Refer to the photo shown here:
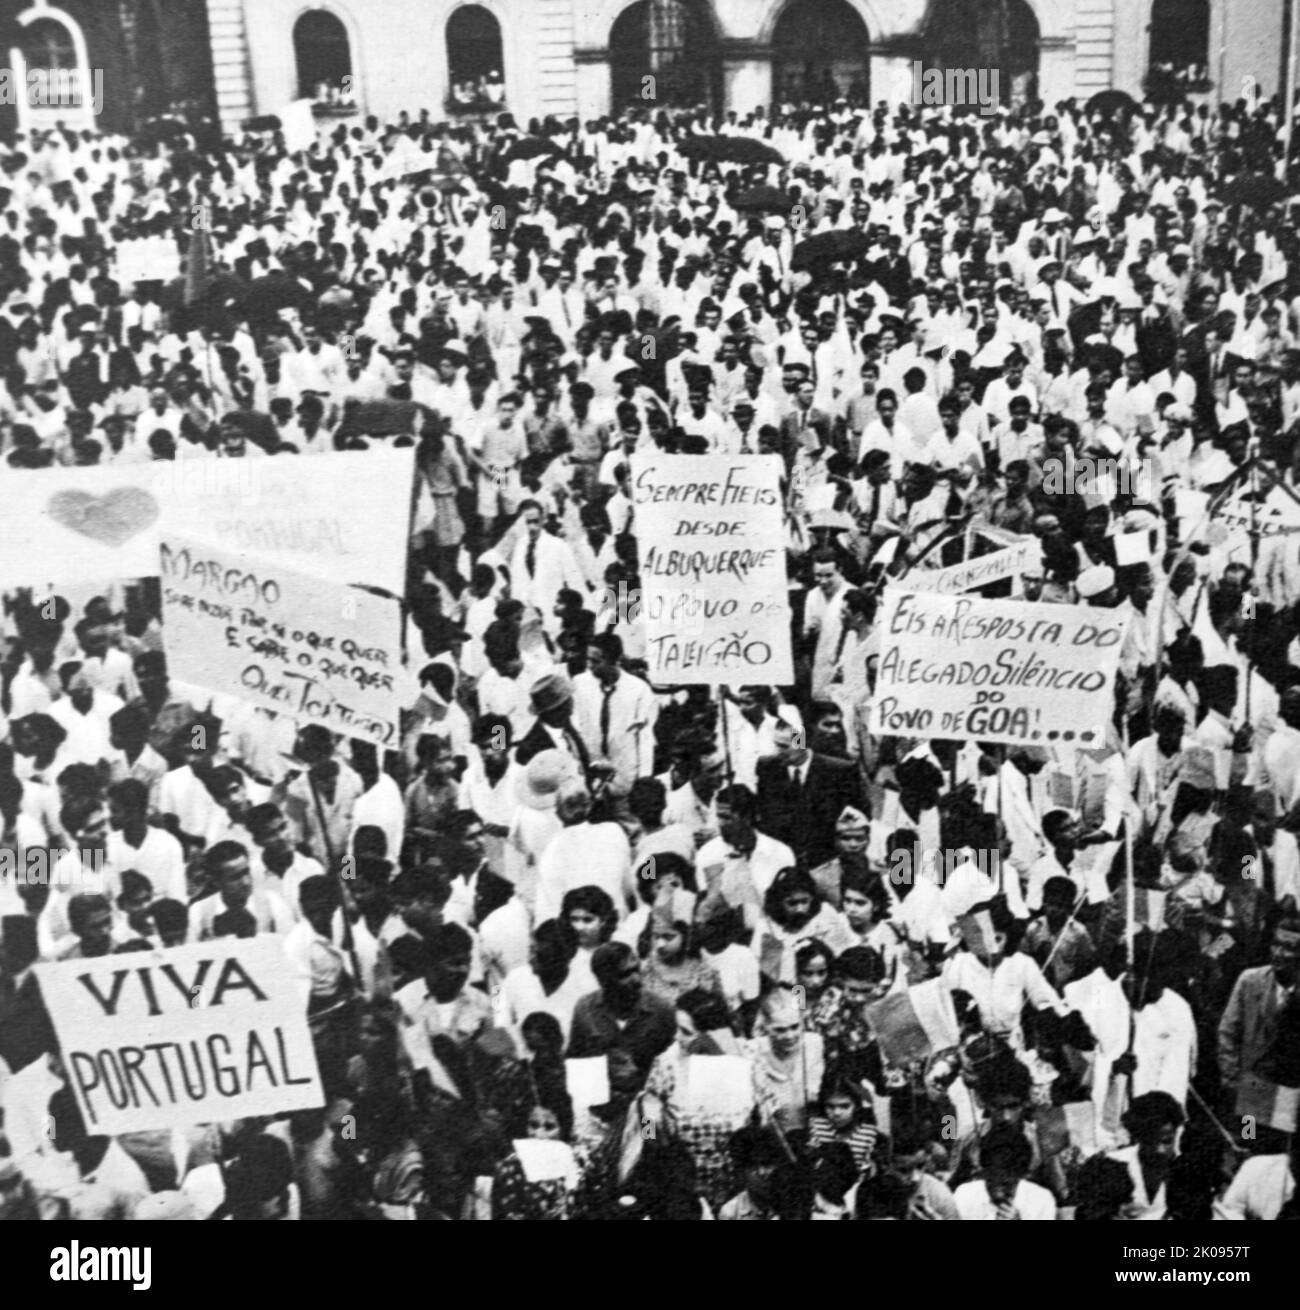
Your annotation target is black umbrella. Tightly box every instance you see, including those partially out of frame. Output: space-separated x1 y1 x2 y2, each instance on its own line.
340 398 431 438
679 135 786 166
242 115 282 133
503 138 563 163
1085 90 1137 120
1216 174 1291 210
731 184 792 214
791 229 871 271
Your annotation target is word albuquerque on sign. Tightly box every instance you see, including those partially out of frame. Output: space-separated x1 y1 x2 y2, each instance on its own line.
160 536 404 746
35 938 323 1135
869 590 1130 747
631 454 793 684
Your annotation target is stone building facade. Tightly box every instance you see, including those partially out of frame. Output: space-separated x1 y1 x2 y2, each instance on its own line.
2 1 1290 139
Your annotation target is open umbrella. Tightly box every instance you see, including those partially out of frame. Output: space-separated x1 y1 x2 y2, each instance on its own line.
679 135 786 166
1216 174 1291 210
503 138 563 164
338 398 431 439
241 114 283 133
791 229 871 271
731 184 792 214
1085 90 1137 121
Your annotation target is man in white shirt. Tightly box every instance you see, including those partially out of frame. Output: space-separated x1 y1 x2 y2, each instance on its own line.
47 667 120 768
534 783 634 924
571 632 658 795
952 1124 1057 1220
696 783 795 913
105 779 187 904
804 550 849 701
509 500 586 635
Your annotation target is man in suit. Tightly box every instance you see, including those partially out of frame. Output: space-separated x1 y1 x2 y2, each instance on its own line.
778 369 833 466
756 718 866 869
513 672 593 783
1217 915 1300 1102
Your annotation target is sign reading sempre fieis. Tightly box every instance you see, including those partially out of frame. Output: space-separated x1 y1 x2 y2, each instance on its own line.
869 590 1129 747
35 938 323 1135
160 536 404 746
631 454 793 685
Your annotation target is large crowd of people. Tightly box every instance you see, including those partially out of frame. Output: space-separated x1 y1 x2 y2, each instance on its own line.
0 79 1299 1221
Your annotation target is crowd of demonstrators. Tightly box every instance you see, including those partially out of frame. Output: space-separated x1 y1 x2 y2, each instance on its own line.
1 78 1300 1221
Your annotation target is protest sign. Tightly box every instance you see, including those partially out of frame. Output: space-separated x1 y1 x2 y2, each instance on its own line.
160 536 404 747
631 454 792 684
910 537 1042 595
1216 485 1300 540
115 235 181 287
0 448 414 591
35 938 323 1135
869 590 1129 747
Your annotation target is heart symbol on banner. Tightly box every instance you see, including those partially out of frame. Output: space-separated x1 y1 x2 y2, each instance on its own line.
46 487 161 547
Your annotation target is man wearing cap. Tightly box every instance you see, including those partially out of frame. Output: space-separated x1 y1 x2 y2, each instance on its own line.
808 806 870 908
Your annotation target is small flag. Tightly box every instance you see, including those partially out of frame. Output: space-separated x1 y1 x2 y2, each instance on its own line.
865 979 959 1065
759 932 785 982
1036 1101 1097 1158
1131 886 1167 933
1046 769 1077 811
957 908 999 958
1235 1073 1300 1134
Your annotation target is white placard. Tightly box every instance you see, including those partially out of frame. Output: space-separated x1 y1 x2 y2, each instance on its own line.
35 938 323 1135
869 589 1129 747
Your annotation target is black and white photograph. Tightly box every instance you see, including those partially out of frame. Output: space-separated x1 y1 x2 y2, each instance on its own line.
0 0 1297 1266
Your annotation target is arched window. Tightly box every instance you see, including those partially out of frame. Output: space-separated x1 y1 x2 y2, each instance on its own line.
609 0 720 113
293 10 353 105
771 0 870 106
20 16 77 72
18 14 88 116
926 0 1040 107
1147 0 1211 98
446 5 505 107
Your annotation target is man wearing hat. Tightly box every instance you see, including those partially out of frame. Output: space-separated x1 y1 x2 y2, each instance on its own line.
1029 255 1078 325
515 670 592 778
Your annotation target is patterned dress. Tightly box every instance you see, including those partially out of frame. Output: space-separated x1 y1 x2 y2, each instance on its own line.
490 1141 578 1220
646 1048 757 1208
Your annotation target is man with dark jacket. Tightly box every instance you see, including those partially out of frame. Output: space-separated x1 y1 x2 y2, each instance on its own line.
756 718 866 868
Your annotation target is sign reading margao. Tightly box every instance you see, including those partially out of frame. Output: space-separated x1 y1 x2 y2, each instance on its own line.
869 590 1129 746
35 938 323 1134
160 536 404 746
631 454 792 685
